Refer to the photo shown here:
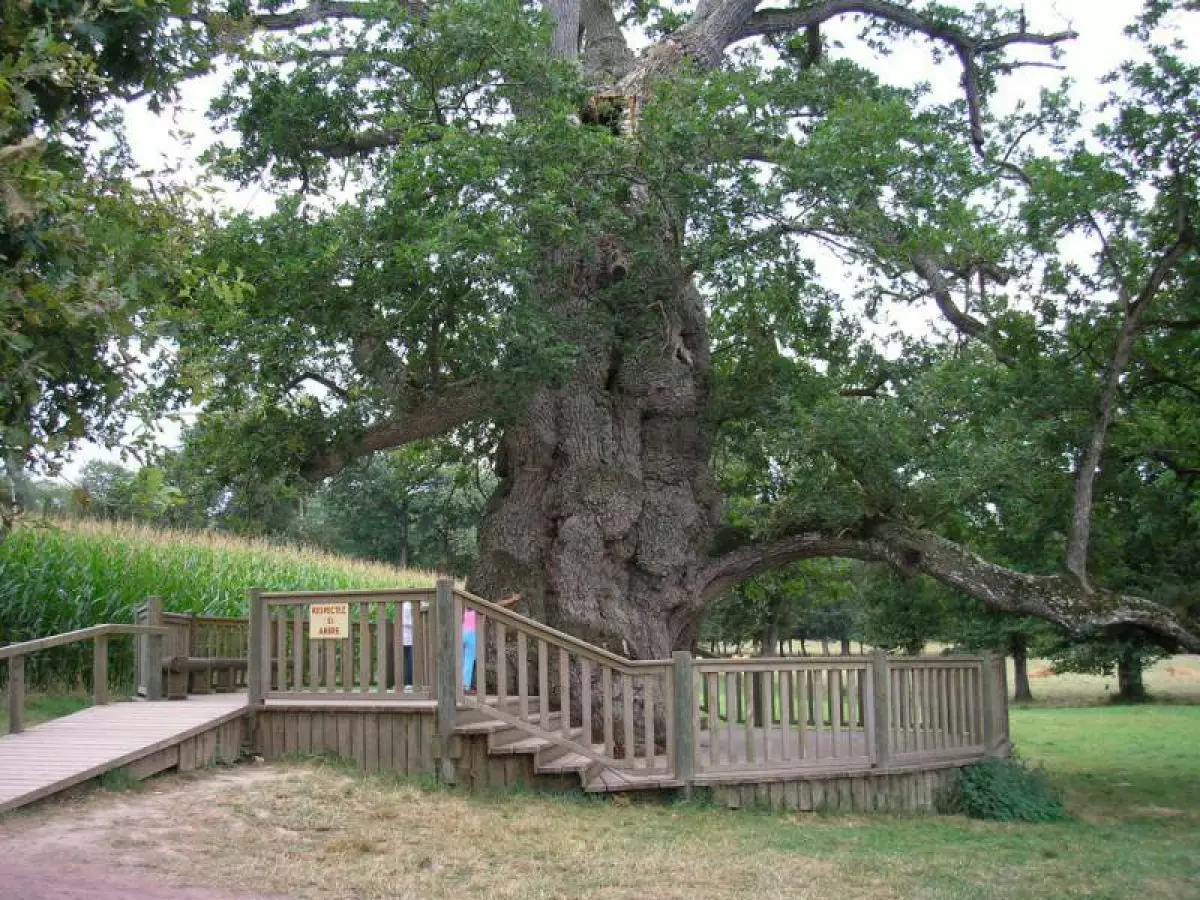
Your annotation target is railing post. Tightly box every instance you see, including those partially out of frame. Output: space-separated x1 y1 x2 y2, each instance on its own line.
93 633 109 705
672 650 695 792
980 651 1000 755
435 577 458 783
248 588 267 707
869 650 890 768
145 595 164 701
7 655 24 734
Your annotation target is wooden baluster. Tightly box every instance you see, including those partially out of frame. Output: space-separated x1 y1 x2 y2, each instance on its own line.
707 673 719 769
831 667 843 757
475 613 487 699
292 611 303 690
724 671 736 766
358 603 370 692
580 657 591 748
538 640 550 730
376 603 387 693
275 610 286 692
8 654 25 734
796 669 807 760
602 666 614 757
324 639 336 691
813 668 826 758
340 624 352 691
496 622 508 707
644 676 655 769
308 618 320 691
517 631 529 721
559 648 571 737
622 673 634 766
760 669 772 763
743 673 755 765
779 668 791 762
93 635 108 705
936 667 947 751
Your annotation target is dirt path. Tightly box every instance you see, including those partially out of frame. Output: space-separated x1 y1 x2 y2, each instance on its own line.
0 766 289 900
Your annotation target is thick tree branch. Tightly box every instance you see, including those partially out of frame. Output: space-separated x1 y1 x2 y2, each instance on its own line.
544 0 582 59
302 379 492 480
1066 227 1196 587
580 0 632 79
909 252 989 338
698 521 1200 652
309 126 441 158
184 0 422 30
726 1 1074 150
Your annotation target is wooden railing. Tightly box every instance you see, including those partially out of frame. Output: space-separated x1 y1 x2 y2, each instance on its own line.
687 650 1008 779
252 589 436 701
691 656 875 777
2 624 169 734
240 580 1008 786
886 656 989 760
452 586 677 780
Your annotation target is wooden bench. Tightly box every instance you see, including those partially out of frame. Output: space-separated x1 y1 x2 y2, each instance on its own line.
164 656 249 700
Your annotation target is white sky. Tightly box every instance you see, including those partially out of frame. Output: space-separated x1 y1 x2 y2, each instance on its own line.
60 0 1166 480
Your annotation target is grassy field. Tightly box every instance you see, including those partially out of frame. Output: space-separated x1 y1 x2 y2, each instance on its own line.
5 703 1195 900
0 517 433 688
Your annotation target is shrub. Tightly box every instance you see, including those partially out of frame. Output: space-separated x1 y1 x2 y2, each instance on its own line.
938 756 1067 823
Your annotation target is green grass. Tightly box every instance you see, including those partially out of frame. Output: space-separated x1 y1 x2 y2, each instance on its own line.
0 517 433 688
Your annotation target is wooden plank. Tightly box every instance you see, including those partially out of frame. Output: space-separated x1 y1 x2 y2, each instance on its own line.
830 669 842 758
405 714 420 775
323 710 338 756
341 630 353 692
275 611 287 692
812 668 825 759
517 632 529 722
538 640 550 731
364 714 380 773
622 673 634 765
560 648 571 738
393 605 404 692
644 677 655 769
724 671 736 766
358 603 371 692
376 603 388 694
497 622 508 706
779 669 791 762
293 612 304 689
309 633 320 691
580 658 591 748
298 711 312 756
92 636 108 706
760 670 772 764
324 641 337 691
707 673 719 769
602 666 614 757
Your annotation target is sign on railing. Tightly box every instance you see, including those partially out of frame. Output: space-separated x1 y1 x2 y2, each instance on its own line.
254 590 436 700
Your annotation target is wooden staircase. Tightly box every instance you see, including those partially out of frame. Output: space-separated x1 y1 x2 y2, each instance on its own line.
453 698 684 793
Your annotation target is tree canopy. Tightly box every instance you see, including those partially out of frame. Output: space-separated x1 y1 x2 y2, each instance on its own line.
9 0 1199 654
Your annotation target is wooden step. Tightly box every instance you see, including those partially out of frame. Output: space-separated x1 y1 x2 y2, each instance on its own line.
536 752 592 775
584 769 686 793
453 719 510 736
490 735 554 756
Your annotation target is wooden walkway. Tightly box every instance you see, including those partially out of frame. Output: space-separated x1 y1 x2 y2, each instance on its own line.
0 694 249 814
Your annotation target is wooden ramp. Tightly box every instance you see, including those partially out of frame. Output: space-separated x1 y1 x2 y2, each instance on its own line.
0 694 249 814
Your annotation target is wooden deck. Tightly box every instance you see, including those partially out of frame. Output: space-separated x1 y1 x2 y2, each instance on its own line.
0 694 249 814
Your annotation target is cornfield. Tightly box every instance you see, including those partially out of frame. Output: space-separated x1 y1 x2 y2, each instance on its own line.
0 517 435 689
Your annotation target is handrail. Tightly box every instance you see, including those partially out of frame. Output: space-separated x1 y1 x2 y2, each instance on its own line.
3 623 171 734
454 588 672 676
0 624 168 661
260 587 436 603
161 612 249 625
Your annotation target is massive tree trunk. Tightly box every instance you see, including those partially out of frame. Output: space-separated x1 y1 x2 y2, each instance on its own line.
469 275 723 660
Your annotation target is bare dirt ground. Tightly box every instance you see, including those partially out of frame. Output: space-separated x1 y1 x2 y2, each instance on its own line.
0 766 289 900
